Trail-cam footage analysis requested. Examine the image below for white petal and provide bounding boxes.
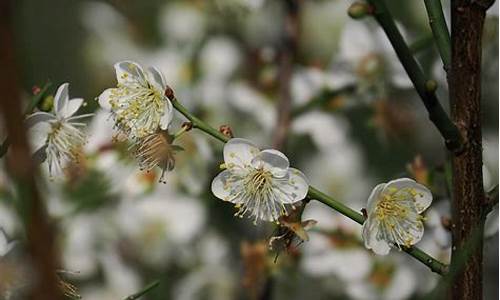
[273,168,309,203]
[484,206,499,237]
[146,67,167,93]
[366,183,386,213]
[25,112,55,127]
[362,218,391,255]
[60,98,83,119]
[159,99,173,130]
[412,183,433,213]
[339,20,376,64]
[98,88,114,110]
[114,61,147,86]
[54,83,69,115]
[223,138,259,168]
[385,178,432,213]
[251,149,289,178]
[211,170,232,200]
[28,122,51,152]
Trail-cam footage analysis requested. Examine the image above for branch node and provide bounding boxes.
[165,86,175,100]
[348,2,373,19]
[219,125,234,138]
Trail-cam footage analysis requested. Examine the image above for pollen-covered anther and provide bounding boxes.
[131,130,176,184]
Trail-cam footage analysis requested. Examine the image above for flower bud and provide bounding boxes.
[348,2,371,19]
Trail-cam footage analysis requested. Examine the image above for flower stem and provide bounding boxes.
[123,280,160,300]
[171,98,448,275]
[423,0,451,70]
[365,0,463,153]
[171,98,229,143]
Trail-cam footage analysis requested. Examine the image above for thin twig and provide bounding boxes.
[123,280,160,300]
[171,98,448,275]
[423,0,451,70]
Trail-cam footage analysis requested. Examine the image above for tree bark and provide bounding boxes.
[0,1,62,299]
[449,1,491,299]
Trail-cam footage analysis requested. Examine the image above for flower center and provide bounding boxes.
[246,168,273,194]
[109,84,165,138]
[374,187,416,221]
[46,121,85,177]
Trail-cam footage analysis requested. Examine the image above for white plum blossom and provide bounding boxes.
[362,178,432,255]
[26,83,91,177]
[98,61,173,139]
[211,138,309,223]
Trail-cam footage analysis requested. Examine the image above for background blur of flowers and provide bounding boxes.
[1,0,498,299]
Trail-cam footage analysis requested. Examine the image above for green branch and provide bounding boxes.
[171,98,448,275]
[123,280,160,300]
[424,0,451,69]
[365,0,463,153]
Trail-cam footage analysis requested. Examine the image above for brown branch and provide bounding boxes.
[0,1,62,299]
[449,1,488,299]
[272,0,300,150]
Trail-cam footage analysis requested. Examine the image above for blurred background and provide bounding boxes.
[1,0,498,299]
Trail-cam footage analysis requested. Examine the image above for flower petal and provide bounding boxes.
[362,217,391,255]
[412,184,433,213]
[60,98,83,119]
[159,99,173,130]
[114,61,147,86]
[211,169,245,202]
[146,67,167,93]
[366,183,386,213]
[28,122,51,153]
[223,138,259,168]
[54,83,69,115]
[251,149,289,178]
[25,112,55,128]
[273,168,309,204]
[97,88,114,110]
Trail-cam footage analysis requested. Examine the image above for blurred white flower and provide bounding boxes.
[211,138,309,223]
[200,37,241,81]
[115,185,206,268]
[362,178,432,255]
[483,134,499,237]
[26,83,91,177]
[228,82,276,131]
[301,202,372,281]
[80,249,141,300]
[333,20,412,96]
[62,212,116,277]
[84,110,115,154]
[174,232,236,300]
[346,260,417,300]
[160,3,206,46]
[98,61,173,139]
